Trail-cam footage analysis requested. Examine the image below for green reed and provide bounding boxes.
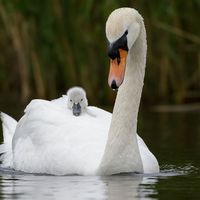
[0,0,199,108]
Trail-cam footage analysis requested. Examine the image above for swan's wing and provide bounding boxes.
[137,134,159,173]
[0,112,17,144]
[0,112,17,168]
[12,98,112,175]
[86,106,111,117]
[13,99,72,147]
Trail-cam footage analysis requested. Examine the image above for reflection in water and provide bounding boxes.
[0,169,157,200]
[102,175,156,200]
[0,165,198,200]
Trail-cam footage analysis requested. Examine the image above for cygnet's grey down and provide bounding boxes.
[67,87,88,116]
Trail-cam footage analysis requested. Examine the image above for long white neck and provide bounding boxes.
[97,21,147,175]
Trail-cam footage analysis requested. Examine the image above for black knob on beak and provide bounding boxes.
[108,44,119,60]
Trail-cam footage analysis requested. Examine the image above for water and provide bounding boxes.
[0,108,200,199]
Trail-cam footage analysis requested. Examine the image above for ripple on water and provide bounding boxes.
[160,163,199,177]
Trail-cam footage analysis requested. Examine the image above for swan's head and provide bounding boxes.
[67,87,88,116]
[106,8,142,89]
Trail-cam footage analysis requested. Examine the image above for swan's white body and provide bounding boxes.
[0,8,159,175]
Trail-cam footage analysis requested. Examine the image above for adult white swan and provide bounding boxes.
[0,8,159,175]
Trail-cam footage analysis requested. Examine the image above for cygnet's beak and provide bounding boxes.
[72,103,81,116]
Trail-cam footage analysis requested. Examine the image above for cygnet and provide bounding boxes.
[67,87,88,116]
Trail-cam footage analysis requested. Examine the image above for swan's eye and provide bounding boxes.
[81,99,83,102]
[70,99,72,102]
[125,30,128,35]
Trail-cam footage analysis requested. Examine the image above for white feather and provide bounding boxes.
[0,112,17,167]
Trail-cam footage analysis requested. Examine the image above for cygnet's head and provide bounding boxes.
[67,87,88,116]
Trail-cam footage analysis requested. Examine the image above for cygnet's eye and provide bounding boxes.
[70,99,72,102]
[81,99,83,102]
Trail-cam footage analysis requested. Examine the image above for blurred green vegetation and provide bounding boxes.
[0,0,200,110]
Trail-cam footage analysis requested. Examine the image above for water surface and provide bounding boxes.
[0,109,200,199]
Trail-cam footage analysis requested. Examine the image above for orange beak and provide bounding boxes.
[108,49,128,89]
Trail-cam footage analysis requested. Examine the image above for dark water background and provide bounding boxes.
[0,105,200,199]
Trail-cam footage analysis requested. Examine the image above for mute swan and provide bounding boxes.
[67,87,88,116]
[0,7,159,175]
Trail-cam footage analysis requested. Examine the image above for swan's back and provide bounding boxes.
[12,96,111,175]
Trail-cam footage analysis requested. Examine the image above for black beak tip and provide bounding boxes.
[111,80,118,90]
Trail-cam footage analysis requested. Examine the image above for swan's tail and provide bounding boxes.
[0,112,17,168]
